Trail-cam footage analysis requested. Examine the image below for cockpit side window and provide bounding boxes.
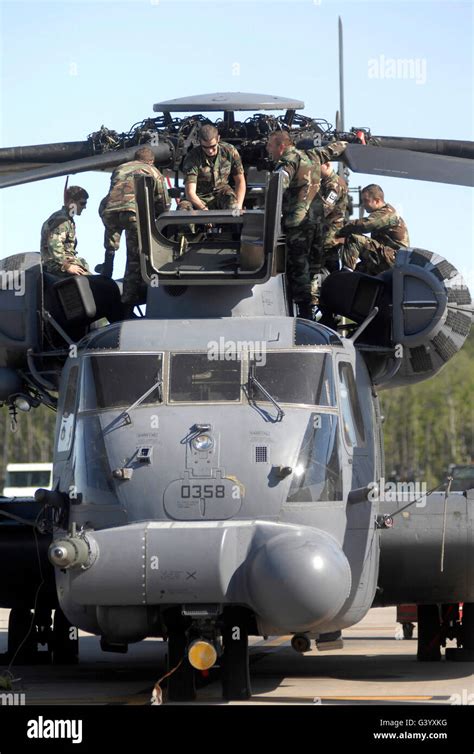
[287,413,342,502]
[63,365,79,419]
[169,353,241,403]
[338,362,366,447]
[57,365,79,456]
[250,352,335,406]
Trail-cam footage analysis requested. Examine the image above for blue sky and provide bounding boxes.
[0,0,472,286]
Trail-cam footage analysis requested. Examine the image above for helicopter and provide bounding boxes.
[0,89,472,702]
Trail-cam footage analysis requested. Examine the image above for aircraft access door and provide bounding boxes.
[135,171,285,286]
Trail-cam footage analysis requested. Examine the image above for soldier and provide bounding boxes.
[309,162,349,298]
[337,184,409,275]
[40,185,122,323]
[98,146,170,317]
[180,124,246,212]
[41,185,90,276]
[265,131,347,319]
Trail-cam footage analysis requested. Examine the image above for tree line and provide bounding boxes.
[379,331,473,488]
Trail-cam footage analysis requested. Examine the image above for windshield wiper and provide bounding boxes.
[248,372,285,422]
[119,378,163,425]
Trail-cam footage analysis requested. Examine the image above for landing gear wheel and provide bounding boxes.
[417,604,441,661]
[7,609,38,663]
[51,607,78,665]
[402,622,414,640]
[166,629,196,702]
[221,610,251,700]
[461,603,474,650]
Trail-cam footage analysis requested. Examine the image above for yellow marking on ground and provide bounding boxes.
[25,693,151,705]
[315,695,434,701]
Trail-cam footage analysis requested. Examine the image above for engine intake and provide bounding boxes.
[319,248,472,388]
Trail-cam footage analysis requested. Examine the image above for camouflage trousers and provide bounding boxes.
[309,221,344,268]
[305,201,339,300]
[341,234,398,276]
[178,185,239,212]
[101,210,146,306]
[309,246,342,300]
[284,217,318,305]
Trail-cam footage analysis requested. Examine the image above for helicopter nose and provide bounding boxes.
[248,530,352,631]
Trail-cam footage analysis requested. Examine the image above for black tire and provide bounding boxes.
[166,629,196,702]
[51,607,78,665]
[461,603,474,650]
[221,610,251,700]
[7,609,38,663]
[403,622,414,640]
[417,604,441,661]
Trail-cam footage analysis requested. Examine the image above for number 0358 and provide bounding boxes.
[181,484,225,499]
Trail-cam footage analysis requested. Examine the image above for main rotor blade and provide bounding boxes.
[0,142,92,170]
[369,136,474,160]
[344,144,474,187]
[0,143,173,189]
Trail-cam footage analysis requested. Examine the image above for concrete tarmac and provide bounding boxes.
[0,607,473,705]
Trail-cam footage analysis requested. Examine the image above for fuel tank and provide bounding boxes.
[55,519,352,639]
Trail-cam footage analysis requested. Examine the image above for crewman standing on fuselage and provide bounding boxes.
[266,131,347,318]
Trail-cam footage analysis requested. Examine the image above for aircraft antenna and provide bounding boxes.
[338,16,345,133]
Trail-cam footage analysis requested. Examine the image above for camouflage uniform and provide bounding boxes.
[339,203,410,275]
[309,170,349,293]
[100,160,170,306]
[275,141,347,305]
[180,142,244,210]
[40,208,89,275]
[41,207,123,326]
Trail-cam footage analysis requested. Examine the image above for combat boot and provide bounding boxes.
[95,252,115,278]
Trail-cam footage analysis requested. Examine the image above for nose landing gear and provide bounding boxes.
[164,607,252,702]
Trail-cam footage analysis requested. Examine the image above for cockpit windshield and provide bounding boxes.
[169,353,241,402]
[80,354,163,411]
[250,352,335,406]
[78,350,335,409]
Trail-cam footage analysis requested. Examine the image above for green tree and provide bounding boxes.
[380,331,474,488]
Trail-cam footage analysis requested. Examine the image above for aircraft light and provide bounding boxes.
[192,434,214,451]
[14,397,31,412]
[187,639,217,670]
